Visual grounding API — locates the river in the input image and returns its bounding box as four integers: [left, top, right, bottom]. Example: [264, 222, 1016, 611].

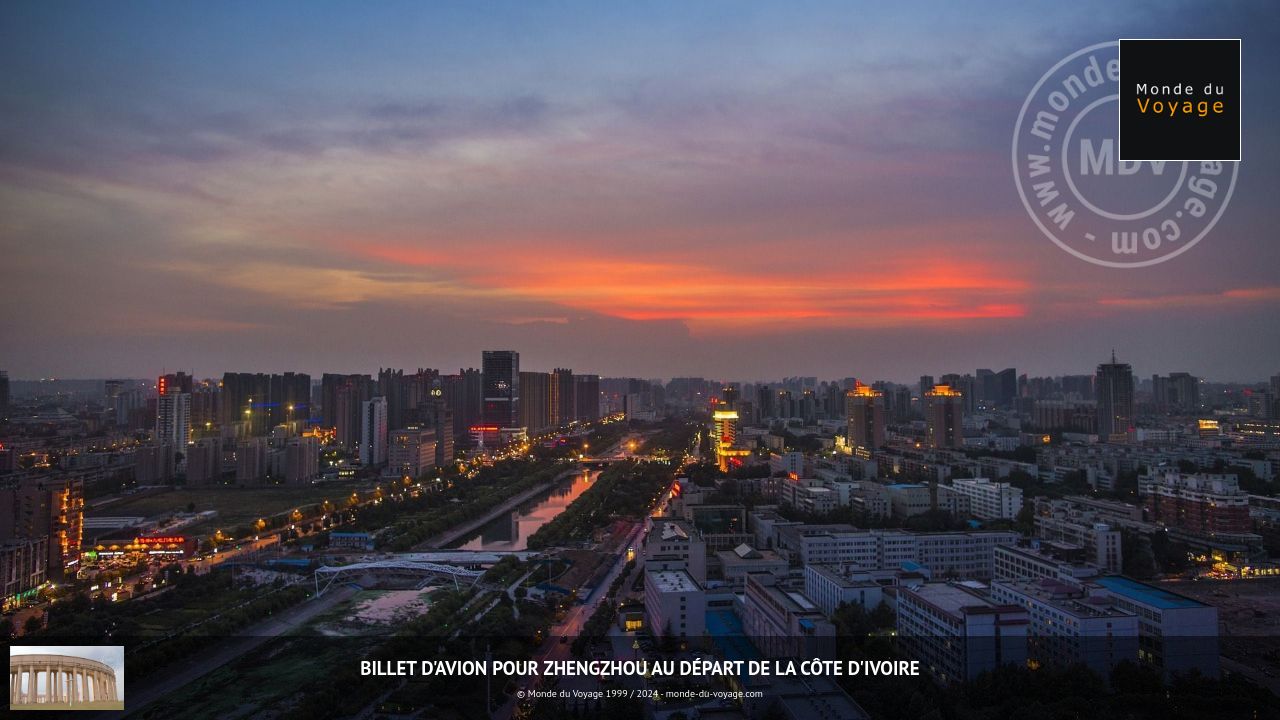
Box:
[452, 470, 598, 551]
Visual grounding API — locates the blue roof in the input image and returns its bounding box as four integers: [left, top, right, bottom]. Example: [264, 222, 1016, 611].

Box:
[885, 483, 924, 489]
[705, 610, 760, 664]
[1096, 576, 1207, 610]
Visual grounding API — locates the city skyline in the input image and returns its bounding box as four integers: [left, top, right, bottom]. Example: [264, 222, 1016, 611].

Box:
[2, 2, 1279, 381]
[1, 353, 1276, 388]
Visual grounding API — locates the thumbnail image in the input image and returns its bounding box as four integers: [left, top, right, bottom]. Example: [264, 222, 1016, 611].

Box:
[9, 646, 124, 711]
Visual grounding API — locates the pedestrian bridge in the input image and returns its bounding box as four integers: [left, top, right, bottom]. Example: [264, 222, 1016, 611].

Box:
[314, 559, 486, 596]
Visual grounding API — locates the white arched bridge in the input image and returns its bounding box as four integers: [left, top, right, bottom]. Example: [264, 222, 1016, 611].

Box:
[314, 559, 486, 596]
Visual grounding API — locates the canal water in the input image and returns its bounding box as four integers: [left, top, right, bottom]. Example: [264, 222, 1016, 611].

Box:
[453, 470, 597, 551]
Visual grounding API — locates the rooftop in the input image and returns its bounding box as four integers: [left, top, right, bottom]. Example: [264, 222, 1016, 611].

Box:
[1095, 576, 1208, 610]
[648, 569, 700, 594]
[904, 582, 1020, 618]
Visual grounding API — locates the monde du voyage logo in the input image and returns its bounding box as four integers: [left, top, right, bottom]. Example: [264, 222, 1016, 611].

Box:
[1012, 40, 1240, 268]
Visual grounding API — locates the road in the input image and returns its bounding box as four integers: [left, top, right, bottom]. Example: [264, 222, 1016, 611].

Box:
[496, 520, 647, 720]
[82, 584, 358, 720]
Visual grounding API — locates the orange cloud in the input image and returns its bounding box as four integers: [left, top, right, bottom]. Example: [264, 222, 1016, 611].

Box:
[341, 238, 1031, 332]
[1098, 286, 1280, 310]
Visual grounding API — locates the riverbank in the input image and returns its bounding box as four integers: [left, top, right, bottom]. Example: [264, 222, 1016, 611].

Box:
[414, 466, 581, 550]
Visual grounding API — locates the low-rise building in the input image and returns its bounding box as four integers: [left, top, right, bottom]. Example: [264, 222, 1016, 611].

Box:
[1094, 575, 1219, 679]
[950, 477, 1023, 520]
[896, 581, 1029, 684]
[645, 569, 705, 640]
[990, 578, 1138, 676]
[803, 564, 887, 617]
[742, 571, 836, 659]
[644, 519, 707, 584]
[715, 543, 787, 590]
[994, 542, 1102, 582]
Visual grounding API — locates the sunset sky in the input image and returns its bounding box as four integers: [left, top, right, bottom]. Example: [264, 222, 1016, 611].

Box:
[1, 1, 1278, 382]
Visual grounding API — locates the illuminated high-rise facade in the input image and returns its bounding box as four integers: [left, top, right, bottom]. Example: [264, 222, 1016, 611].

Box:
[925, 385, 964, 449]
[846, 383, 885, 451]
[478, 351, 520, 447]
[550, 368, 575, 427]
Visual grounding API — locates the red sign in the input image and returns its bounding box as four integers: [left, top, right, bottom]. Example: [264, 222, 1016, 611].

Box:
[134, 536, 185, 546]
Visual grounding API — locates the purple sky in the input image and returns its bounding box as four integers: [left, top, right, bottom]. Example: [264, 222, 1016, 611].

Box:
[1, 1, 1277, 383]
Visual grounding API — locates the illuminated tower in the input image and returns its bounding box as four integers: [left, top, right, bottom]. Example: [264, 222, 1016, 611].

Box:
[155, 375, 192, 449]
[924, 384, 964, 448]
[711, 404, 748, 471]
[550, 368, 575, 427]
[481, 351, 520, 443]
[845, 383, 885, 451]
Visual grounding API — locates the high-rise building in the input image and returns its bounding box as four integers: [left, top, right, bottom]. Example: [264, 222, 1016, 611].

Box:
[481, 351, 520, 435]
[995, 368, 1017, 408]
[377, 368, 409, 430]
[573, 373, 601, 422]
[114, 389, 144, 428]
[0, 370, 9, 411]
[190, 379, 220, 432]
[845, 383, 885, 451]
[925, 385, 964, 448]
[919, 375, 935, 398]
[186, 438, 222, 486]
[519, 371, 552, 434]
[550, 368, 575, 427]
[360, 397, 388, 467]
[224, 371, 312, 435]
[711, 404, 750, 471]
[1152, 372, 1199, 414]
[320, 374, 371, 448]
[420, 385, 455, 467]
[387, 427, 437, 480]
[284, 436, 321, 485]
[155, 385, 192, 450]
[441, 369, 482, 444]
[0, 475, 84, 581]
[1096, 353, 1134, 441]
[1268, 373, 1280, 420]
[235, 438, 269, 483]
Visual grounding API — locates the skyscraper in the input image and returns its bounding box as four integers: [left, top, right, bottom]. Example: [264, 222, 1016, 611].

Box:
[519, 371, 551, 434]
[846, 383, 886, 451]
[378, 367, 408, 430]
[1096, 353, 1134, 441]
[155, 378, 192, 449]
[481, 351, 520, 433]
[574, 373, 601, 421]
[360, 397, 388, 466]
[1271, 373, 1280, 420]
[322, 373, 371, 448]
[1152, 372, 1199, 414]
[925, 385, 964, 449]
[224, 371, 312, 435]
[550, 368, 575, 428]
[441, 369, 482, 444]
[0, 370, 10, 412]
